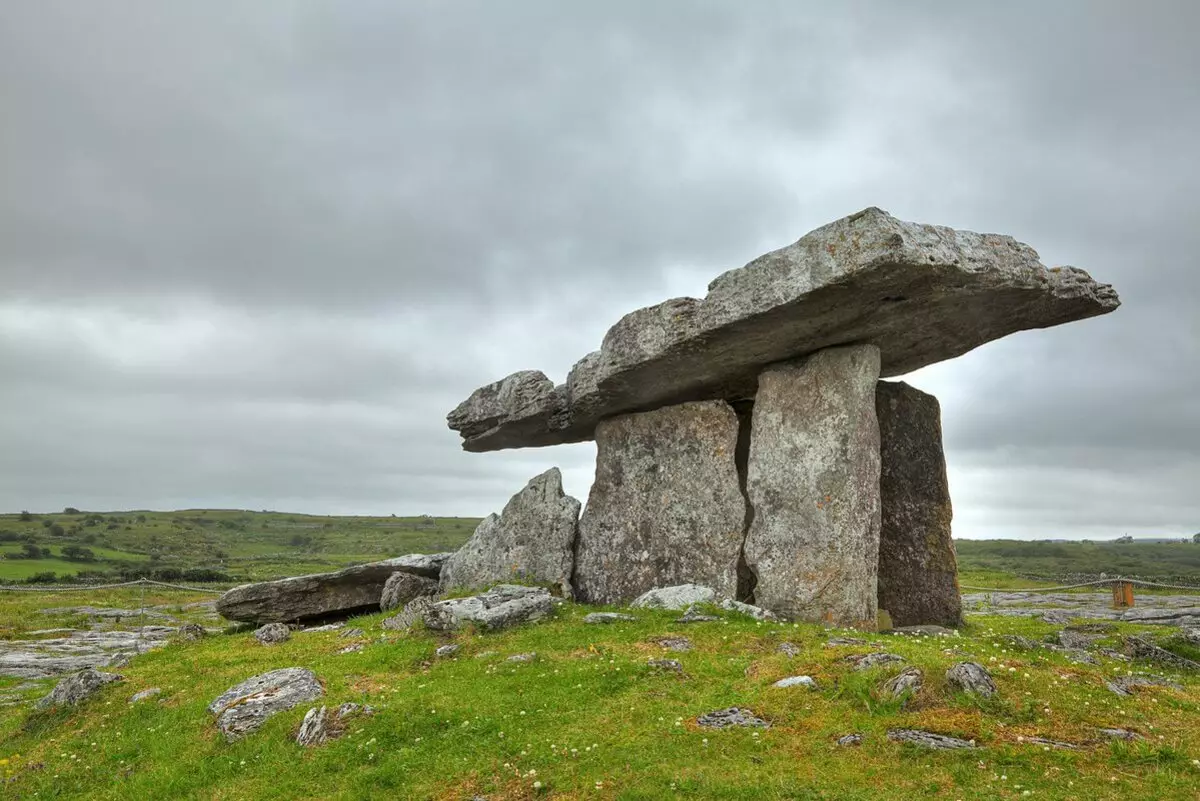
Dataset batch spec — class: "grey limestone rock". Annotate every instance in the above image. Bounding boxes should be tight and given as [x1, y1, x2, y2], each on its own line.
[850, 652, 905, 671]
[887, 729, 976, 749]
[945, 662, 997, 698]
[773, 675, 817, 689]
[176, 623, 206, 642]
[36, 668, 123, 710]
[875, 381, 962, 628]
[1125, 635, 1200, 671]
[295, 702, 373, 747]
[1098, 727, 1143, 741]
[382, 596, 435, 631]
[506, 652, 537, 663]
[435, 644, 460, 658]
[380, 572, 439, 612]
[881, 667, 924, 699]
[423, 584, 552, 632]
[583, 612, 637, 625]
[631, 584, 718, 611]
[216, 554, 451, 623]
[439, 468, 581, 596]
[574, 402, 745, 605]
[743, 346, 882, 626]
[719, 599, 778, 621]
[836, 734, 863, 746]
[776, 642, 802, 657]
[254, 623, 291, 646]
[1021, 736, 1080, 750]
[208, 667, 324, 742]
[697, 707, 770, 729]
[449, 207, 1118, 452]
[676, 605, 721, 624]
[1106, 674, 1183, 697]
[647, 658, 683, 673]
[650, 636, 692, 652]
[129, 687, 162, 703]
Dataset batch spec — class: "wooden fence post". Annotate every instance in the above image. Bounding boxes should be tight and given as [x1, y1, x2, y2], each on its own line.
[1111, 580, 1135, 608]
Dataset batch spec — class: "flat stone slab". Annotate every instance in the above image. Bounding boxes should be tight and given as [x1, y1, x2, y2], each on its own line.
[448, 207, 1118, 451]
[215, 554, 451, 623]
[208, 667, 324, 741]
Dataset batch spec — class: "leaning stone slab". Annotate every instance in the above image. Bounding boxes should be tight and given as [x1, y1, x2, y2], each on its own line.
[36, 668, 122, 710]
[574, 402, 745, 605]
[743, 346, 882, 626]
[945, 662, 997, 698]
[208, 667, 324, 742]
[875, 381, 962, 628]
[631, 584, 719, 611]
[448, 207, 1118, 451]
[215, 554, 451, 623]
[423, 585, 553, 632]
[380, 572, 439, 612]
[439, 467, 581, 596]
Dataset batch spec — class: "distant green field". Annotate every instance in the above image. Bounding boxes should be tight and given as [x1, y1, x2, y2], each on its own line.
[954, 539, 1200, 583]
[0, 509, 479, 584]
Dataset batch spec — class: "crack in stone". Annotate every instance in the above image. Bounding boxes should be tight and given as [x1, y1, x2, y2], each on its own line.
[732, 400, 757, 604]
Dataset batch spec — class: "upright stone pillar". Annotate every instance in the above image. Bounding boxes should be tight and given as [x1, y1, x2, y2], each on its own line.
[875, 381, 962, 627]
[573, 400, 745, 605]
[743, 345, 882, 627]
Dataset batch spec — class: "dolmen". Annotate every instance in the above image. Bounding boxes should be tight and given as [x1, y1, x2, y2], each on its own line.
[446, 207, 1119, 629]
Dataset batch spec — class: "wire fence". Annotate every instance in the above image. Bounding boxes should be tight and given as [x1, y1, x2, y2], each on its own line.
[960, 577, 1200, 593]
[0, 577, 227, 594]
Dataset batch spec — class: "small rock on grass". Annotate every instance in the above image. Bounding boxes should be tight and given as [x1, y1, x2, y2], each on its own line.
[836, 734, 863, 746]
[209, 667, 324, 742]
[338, 644, 364, 655]
[506, 652, 536, 663]
[129, 687, 162, 703]
[339, 627, 364, 639]
[583, 612, 637, 624]
[776, 642, 801, 657]
[1105, 674, 1182, 696]
[36, 669, 122, 710]
[302, 623, 343, 633]
[773, 675, 817, 689]
[650, 636, 692, 652]
[849, 652, 905, 671]
[630, 584, 716, 611]
[254, 623, 291, 646]
[1098, 727, 1143, 741]
[435, 644, 460, 658]
[887, 729, 976, 749]
[696, 707, 769, 729]
[647, 659, 683, 673]
[176, 623, 206, 642]
[676, 605, 720, 623]
[945, 662, 997, 698]
[1021, 736, 1079, 750]
[824, 637, 868, 647]
[719, 599, 778, 621]
[881, 667, 923, 699]
[1125, 636, 1200, 671]
[296, 702, 374, 747]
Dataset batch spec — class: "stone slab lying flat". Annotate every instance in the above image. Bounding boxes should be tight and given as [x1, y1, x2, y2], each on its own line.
[216, 554, 452, 623]
[448, 207, 1118, 451]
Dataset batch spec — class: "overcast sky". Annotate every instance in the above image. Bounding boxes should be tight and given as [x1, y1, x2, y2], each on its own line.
[1, 1, 1196, 539]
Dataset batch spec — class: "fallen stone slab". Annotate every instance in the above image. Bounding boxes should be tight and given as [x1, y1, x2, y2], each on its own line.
[743, 346, 881, 626]
[887, 729, 977, 749]
[448, 207, 1118, 452]
[208, 667, 324, 741]
[631, 585, 718, 611]
[697, 707, 769, 729]
[875, 381, 962, 628]
[423, 585, 553, 632]
[380, 572, 439, 612]
[583, 612, 637, 625]
[574, 402, 745, 605]
[36, 668, 123, 710]
[216, 554, 451, 623]
[439, 467, 581, 597]
[946, 662, 997, 698]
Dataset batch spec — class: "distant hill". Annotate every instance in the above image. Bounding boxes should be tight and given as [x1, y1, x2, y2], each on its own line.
[954, 538, 1200, 583]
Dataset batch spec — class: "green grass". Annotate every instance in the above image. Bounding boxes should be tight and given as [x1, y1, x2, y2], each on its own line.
[955, 539, 1200, 583]
[1, 589, 1199, 799]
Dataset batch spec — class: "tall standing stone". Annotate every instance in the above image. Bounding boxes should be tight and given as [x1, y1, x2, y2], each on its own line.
[573, 401, 746, 605]
[439, 468, 581, 597]
[743, 345, 882, 627]
[876, 381, 962, 627]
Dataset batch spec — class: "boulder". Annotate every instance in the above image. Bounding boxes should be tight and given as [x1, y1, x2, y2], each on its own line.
[875, 381, 963, 628]
[35, 668, 122, 710]
[448, 207, 1118, 452]
[945, 662, 997, 698]
[438, 468, 581, 596]
[380, 572, 439, 612]
[743, 346, 882, 626]
[254, 623, 291, 646]
[574, 402, 745, 605]
[423, 584, 553, 632]
[216, 554, 451, 623]
[631, 584, 718, 611]
[208, 667, 324, 741]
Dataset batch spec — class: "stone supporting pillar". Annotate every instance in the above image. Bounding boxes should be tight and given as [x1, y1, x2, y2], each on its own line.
[573, 400, 746, 605]
[875, 381, 962, 627]
[742, 345, 882, 627]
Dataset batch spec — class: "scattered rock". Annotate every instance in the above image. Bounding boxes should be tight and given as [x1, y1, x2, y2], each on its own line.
[836, 734, 863, 747]
[380, 572, 439, 612]
[254, 623, 291, 646]
[1180, 627, 1200, 645]
[945, 662, 997, 698]
[719, 599, 779, 621]
[1105, 674, 1183, 697]
[776, 642, 802, 657]
[36, 669, 123, 710]
[631, 585, 718, 611]
[890, 625, 955, 637]
[650, 636, 692, 652]
[574, 402, 745, 605]
[1125, 636, 1200, 671]
[881, 667, 924, 699]
[1054, 630, 1100, 650]
[1021, 736, 1080, 750]
[208, 667, 324, 742]
[176, 623, 206, 642]
[439, 468, 581, 597]
[338, 644, 364, 655]
[506, 652, 536, 663]
[295, 702, 373, 747]
[302, 623, 344, 633]
[340, 628, 364, 639]
[647, 659, 683, 673]
[773, 675, 817, 689]
[849, 653, 905, 671]
[676, 605, 721, 624]
[128, 687, 162, 703]
[696, 707, 769, 729]
[876, 381, 962, 628]
[743, 345, 882, 626]
[825, 637, 868, 647]
[382, 597, 436, 631]
[216, 554, 451, 623]
[435, 644, 460, 658]
[1001, 635, 1041, 650]
[1056, 648, 1099, 666]
[887, 729, 976, 749]
[583, 612, 637, 625]
[423, 585, 553, 632]
[1097, 727, 1143, 741]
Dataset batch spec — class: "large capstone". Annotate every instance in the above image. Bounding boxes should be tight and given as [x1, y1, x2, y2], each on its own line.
[572, 401, 746, 605]
[742, 345, 882, 626]
[449, 208, 1118, 452]
[215, 554, 451, 623]
[876, 381, 963, 628]
[439, 467, 581, 596]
